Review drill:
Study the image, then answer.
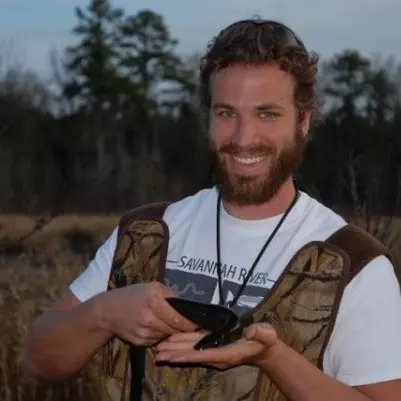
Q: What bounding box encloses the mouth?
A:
[232,155,267,165]
[224,153,270,176]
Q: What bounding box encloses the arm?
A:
[21,289,112,382]
[156,256,401,400]
[257,255,401,400]
[21,227,197,383]
[22,282,197,383]
[156,324,401,401]
[258,338,401,401]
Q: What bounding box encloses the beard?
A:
[210,125,307,206]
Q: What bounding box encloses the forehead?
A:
[210,62,295,107]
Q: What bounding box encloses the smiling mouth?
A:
[232,155,267,165]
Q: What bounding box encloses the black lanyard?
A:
[215,188,300,308]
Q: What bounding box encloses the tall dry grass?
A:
[1,213,400,401]
[0,214,118,401]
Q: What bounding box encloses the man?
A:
[22,18,401,401]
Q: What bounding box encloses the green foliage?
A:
[0,2,400,222]
[62,2,194,119]
[299,49,401,218]
[63,0,125,112]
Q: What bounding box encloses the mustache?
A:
[216,143,276,156]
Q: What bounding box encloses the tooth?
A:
[233,155,265,164]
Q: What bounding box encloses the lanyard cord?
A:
[215,188,300,308]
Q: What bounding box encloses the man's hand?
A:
[155,322,277,370]
[98,282,198,347]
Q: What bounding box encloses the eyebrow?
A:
[255,103,285,111]
[212,102,285,111]
[212,102,235,110]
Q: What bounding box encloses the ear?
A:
[299,109,312,138]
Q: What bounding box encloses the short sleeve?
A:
[69,227,118,302]
[323,255,401,386]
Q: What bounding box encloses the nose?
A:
[231,116,258,147]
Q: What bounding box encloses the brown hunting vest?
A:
[99,201,390,401]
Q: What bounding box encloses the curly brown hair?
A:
[199,18,320,122]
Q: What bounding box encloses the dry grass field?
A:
[0,213,400,401]
[0,214,119,401]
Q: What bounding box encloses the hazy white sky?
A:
[1,0,400,80]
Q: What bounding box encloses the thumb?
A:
[152,281,176,297]
[244,323,277,346]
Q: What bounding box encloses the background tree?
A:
[0,4,400,229]
[299,49,401,246]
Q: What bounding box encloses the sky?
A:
[1,0,401,82]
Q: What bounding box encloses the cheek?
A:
[264,119,296,144]
[253,121,285,148]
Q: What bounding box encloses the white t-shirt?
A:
[70,187,401,387]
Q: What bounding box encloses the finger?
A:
[129,327,169,346]
[150,281,176,298]
[136,326,167,341]
[156,340,196,352]
[156,340,264,364]
[155,331,207,352]
[130,333,165,347]
[139,309,181,336]
[162,331,208,343]
[244,323,277,346]
[132,337,159,347]
[149,297,198,332]
[155,347,236,363]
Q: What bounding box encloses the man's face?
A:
[208,62,310,206]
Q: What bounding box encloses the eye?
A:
[217,109,236,118]
[259,111,280,119]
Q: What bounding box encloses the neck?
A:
[222,179,297,220]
